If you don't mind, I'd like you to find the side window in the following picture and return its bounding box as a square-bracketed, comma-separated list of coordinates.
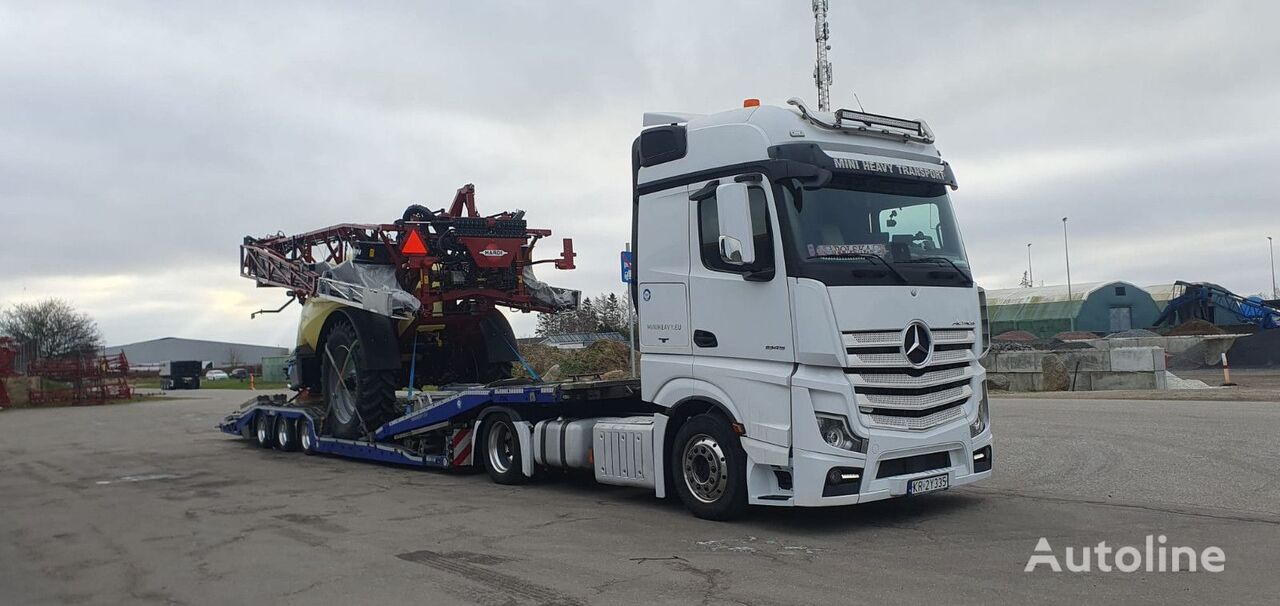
[698, 185, 774, 273]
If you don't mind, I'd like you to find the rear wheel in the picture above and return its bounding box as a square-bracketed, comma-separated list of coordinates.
[254, 413, 275, 449]
[321, 319, 399, 439]
[671, 414, 748, 520]
[300, 422, 317, 455]
[481, 413, 526, 485]
[275, 416, 299, 452]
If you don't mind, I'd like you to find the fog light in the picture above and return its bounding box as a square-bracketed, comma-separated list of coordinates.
[823, 466, 863, 497]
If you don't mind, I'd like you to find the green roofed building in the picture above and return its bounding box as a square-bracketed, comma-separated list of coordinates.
[986, 281, 1162, 339]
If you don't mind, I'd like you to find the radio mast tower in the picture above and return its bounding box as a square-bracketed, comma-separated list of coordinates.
[812, 0, 833, 111]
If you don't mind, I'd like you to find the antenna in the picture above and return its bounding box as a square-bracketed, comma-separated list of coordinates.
[812, 0, 833, 111]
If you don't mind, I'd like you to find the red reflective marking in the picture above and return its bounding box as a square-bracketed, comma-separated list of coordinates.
[401, 230, 428, 255]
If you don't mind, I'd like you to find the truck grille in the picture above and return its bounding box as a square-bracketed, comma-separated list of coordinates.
[843, 328, 977, 432]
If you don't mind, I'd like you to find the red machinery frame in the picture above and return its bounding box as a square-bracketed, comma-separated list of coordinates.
[239, 184, 576, 324]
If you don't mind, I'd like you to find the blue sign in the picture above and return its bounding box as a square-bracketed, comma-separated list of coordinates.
[621, 251, 633, 284]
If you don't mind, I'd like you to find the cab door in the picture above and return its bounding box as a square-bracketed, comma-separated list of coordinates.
[687, 176, 794, 447]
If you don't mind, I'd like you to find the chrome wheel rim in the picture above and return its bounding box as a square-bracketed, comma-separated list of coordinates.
[325, 343, 359, 425]
[487, 421, 515, 474]
[276, 420, 290, 448]
[682, 434, 728, 504]
[256, 417, 269, 444]
[301, 429, 312, 451]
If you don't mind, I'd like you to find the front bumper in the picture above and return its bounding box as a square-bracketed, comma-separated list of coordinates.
[786, 431, 993, 507]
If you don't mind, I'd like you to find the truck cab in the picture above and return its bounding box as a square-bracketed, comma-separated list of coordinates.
[634, 98, 992, 516]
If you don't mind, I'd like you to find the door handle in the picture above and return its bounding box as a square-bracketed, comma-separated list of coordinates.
[694, 330, 718, 348]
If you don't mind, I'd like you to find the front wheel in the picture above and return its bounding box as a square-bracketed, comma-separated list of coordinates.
[671, 414, 748, 521]
[481, 413, 526, 485]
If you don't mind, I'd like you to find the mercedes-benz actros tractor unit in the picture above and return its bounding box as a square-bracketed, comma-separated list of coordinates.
[222, 97, 992, 520]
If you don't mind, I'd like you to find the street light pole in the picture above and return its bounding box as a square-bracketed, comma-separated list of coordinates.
[1062, 218, 1072, 300]
[1269, 236, 1276, 300]
[1026, 243, 1034, 287]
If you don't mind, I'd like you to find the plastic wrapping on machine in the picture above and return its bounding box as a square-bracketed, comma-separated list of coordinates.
[316, 261, 422, 319]
[524, 265, 580, 311]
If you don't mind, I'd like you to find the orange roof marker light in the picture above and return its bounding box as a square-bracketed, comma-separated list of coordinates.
[743, 98, 761, 108]
[401, 229, 429, 256]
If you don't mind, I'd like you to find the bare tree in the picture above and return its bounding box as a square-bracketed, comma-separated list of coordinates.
[0, 299, 103, 359]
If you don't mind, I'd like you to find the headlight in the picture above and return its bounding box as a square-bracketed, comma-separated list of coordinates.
[970, 383, 990, 437]
[816, 414, 866, 453]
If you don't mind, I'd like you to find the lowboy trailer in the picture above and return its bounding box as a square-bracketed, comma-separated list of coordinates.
[220, 380, 672, 488]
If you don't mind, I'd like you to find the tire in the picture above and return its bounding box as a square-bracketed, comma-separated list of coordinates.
[254, 413, 275, 449]
[275, 416, 299, 452]
[671, 414, 748, 521]
[321, 319, 400, 440]
[480, 412, 526, 485]
[300, 421, 318, 456]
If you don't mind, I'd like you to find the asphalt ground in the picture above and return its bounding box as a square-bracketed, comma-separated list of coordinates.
[2, 391, 1278, 605]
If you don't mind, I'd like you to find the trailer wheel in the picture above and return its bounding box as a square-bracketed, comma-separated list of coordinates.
[254, 413, 275, 449]
[322, 319, 399, 440]
[300, 421, 318, 455]
[671, 414, 748, 521]
[275, 416, 299, 452]
[481, 413, 526, 485]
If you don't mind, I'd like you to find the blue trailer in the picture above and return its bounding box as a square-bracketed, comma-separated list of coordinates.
[218, 379, 661, 486]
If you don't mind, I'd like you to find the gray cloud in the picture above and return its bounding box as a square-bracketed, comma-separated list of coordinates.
[2, 1, 1278, 346]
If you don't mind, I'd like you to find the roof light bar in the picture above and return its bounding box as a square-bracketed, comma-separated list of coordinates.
[787, 97, 935, 144]
[835, 109, 925, 137]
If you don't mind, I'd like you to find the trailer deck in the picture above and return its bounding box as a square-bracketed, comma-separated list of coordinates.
[218, 379, 646, 469]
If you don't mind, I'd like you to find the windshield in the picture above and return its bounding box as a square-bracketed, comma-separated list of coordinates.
[776, 175, 971, 287]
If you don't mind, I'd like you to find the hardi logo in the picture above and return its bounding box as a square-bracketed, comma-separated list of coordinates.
[478, 248, 508, 257]
[901, 322, 933, 368]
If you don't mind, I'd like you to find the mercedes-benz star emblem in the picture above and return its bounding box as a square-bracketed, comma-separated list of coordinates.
[902, 322, 933, 368]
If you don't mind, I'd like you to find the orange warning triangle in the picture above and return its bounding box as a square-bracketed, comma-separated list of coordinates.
[401, 229, 428, 256]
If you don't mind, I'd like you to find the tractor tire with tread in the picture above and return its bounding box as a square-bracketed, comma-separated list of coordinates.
[322, 319, 400, 440]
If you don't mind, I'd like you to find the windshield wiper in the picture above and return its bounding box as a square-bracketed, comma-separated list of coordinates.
[808, 252, 909, 283]
[898, 256, 973, 285]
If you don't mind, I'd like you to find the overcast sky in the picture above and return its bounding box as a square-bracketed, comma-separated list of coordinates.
[2, 1, 1278, 347]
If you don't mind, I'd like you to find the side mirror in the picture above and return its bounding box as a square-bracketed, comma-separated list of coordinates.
[715, 183, 755, 266]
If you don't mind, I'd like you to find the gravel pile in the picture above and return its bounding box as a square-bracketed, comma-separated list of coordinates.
[1107, 329, 1160, 339]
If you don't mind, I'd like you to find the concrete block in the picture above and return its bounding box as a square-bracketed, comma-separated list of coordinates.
[1091, 372, 1158, 391]
[1058, 349, 1110, 372]
[994, 351, 1043, 373]
[1006, 373, 1038, 392]
[1110, 347, 1163, 372]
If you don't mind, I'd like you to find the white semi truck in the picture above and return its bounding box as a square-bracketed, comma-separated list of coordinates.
[222, 98, 992, 520]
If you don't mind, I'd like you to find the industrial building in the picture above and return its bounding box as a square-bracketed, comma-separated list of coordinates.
[103, 337, 289, 368]
[986, 281, 1162, 339]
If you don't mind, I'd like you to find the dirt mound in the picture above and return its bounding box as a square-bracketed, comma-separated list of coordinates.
[1226, 330, 1280, 368]
[991, 341, 1033, 352]
[517, 340, 632, 379]
[1167, 319, 1226, 336]
[1053, 331, 1101, 342]
[1044, 339, 1096, 350]
[1107, 329, 1160, 339]
[994, 330, 1037, 342]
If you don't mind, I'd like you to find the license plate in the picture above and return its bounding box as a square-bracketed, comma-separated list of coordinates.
[908, 473, 949, 495]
